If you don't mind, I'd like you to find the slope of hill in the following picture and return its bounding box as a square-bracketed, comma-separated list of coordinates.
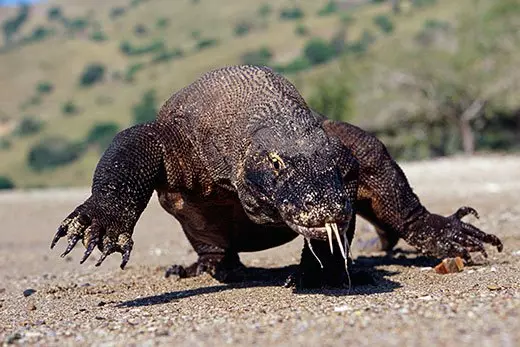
[0, 0, 518, 188]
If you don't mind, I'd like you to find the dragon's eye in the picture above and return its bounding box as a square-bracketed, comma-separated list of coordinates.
[268, 153, 285, 171]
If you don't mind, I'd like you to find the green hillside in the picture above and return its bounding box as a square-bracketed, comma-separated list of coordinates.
[0, 0, 519, 189]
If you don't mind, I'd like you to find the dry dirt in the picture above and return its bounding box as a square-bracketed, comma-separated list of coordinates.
[1, 155, 519, 347]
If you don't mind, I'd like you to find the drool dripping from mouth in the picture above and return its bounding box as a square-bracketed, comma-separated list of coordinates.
[306, 221, 351, 290]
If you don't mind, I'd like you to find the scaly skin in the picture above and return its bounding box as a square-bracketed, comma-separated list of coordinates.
[51, 65, 503, 289]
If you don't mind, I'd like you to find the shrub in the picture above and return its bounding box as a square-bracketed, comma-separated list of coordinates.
[133, 90, 158, 124]
[36, 81, 53, 94]
[110, 7, 126, 19]
[258, 3, 272, 17]
[24, 26, 54, 43]
[373, 14, 394, 34]
[65, 17, 89, 34]
[0, 176, 15, 190]
[295, 23, 309, 36]
[90, 31, 108, 42]
[412, 0, 437, 7]
[196, 38, 218, 50]
[86, 122, 120, 152]
[151, 48, 184, 64]
[241, 47, 273, 66]
[124, 63, 145, 82]
[308, 77, 353, 121]
[27, 137, 85, 172]
[156, 17, 170, 29]
[280, 7, 304, 20]
[134, 24, 147, 36]
[317, 1, 338, 16]
[234, 21, 252, 37]
[0, 137, 12, 150]
[62, 101, 78, 116]
[275, 56, 311, 74]
[47, 6, 62, 21]
[120, 39, 165, 56]
[303, 38, 336, 65]
[79, 63, 105, 87]
[2, 4, 30, 44]
[14, 116, 44, 137]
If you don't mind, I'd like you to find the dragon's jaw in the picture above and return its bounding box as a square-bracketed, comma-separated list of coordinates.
[284, 219, 351, 268]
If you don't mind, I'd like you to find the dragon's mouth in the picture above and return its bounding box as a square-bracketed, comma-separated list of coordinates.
[285, 220, 351, 271]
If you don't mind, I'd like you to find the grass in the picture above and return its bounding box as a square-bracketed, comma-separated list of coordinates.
[0, 0, 518, 188]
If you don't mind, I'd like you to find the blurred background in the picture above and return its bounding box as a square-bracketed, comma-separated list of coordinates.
[0, 0, 518, 190]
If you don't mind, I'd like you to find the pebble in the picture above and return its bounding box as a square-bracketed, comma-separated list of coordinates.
[27, 303, 37, 311]
[511, 250, 520, 256]
[23, 289, 36, 297]
[333, 305, 349, 313]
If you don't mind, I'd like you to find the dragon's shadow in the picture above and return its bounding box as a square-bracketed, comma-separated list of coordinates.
[118, 251, 435, 308]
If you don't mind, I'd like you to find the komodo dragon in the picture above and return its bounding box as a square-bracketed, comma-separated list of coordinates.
[50, 65, 503, 288]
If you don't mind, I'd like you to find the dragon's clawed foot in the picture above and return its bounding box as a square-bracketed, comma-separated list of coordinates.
[51, 196, 135, 269]
[410, 206, 503, 261]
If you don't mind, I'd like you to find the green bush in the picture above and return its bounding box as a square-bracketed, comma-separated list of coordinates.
[303, 38, 336, 65]
[23, 26, 54, 43]
[258, 3, 272, 17]
[65, 17, 89, 34]
[124, 63, 145, 82]
[36, 81, 53, 94]
[156, 17, 170, 29]
[280, 7, 304, 20]
[86, 122, 120, 152]
[79, 63, 105, 87]
[90, 31, 108, 42]
[62, 101, 79, 116]
[274, 56, 311, 74]
[2, 4, 30, 44]
[241, 47, 272, 66]
[120, 39, 165, 56]
[14, 116, 44, 137]
[196, 38, 218, 50]
[27, 137, 85, 172]
[0, 137, 11, 150]
[317, 1, 338, 16]
[0, 176, 15, 190]
[373, 14, 394, 34]
[133, 90, 158, 124]
[308, 77, 353, 121]
[234, 21, 252, 37]
[412, 0, 437, 7]
[295, 23, 309, 36]
[151, 48, 184, 64]
[47, 6, 62, 21]
[134, 24, 148, 36]
[110, 7, 126, 19]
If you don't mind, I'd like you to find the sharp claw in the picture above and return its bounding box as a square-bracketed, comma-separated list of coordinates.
[95, 245, 113, 267]
[80, 236, 98, 264]
[454, 206, 479, 220]
[60, 234, 81, 257]
[50, 225, 67, 249]
[120, 248, 131, 270]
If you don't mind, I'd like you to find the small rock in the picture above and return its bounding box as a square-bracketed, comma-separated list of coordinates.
[512, 250, 520, 256]
[434, 257, 464, 274]
[333, 305, 349, 313]
[95, 316, 105, 320]
[23, 289, 36, 297]
[5, 331, 22, 344]
[27, 303, 36, 311]
[418, 295, 433, 301]
[419, 267, 432, 271]
[487, 285, 501, 291]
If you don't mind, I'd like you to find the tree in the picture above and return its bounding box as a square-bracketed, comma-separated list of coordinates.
[303, 38, 335, 65]
[79, 63, 105, 87]
[133, 90, 158, 124]
[2, 3, 30, 44]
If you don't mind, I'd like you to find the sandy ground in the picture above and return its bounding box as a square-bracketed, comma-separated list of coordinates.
[0, 154, 519, 347]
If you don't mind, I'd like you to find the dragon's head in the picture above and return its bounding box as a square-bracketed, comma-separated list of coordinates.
[237, 118, 358, 253]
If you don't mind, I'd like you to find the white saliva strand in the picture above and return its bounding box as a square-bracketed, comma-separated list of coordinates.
[325, 223, 334, 255]
[306, 238, 324, 269]
[343, 228, 352, 292]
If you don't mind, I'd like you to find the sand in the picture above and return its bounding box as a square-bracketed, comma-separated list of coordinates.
[1, 154, 519, 346]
